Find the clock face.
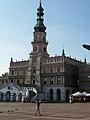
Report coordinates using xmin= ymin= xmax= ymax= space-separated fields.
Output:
xmin=33 ymin=47 xmax=37 ymax=52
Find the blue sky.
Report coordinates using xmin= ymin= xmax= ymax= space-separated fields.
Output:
xmin=0 ymin=0 xmax=90 ymax=75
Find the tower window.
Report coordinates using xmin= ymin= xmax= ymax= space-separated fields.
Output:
xmin=33 ymin=47 xmax=37 ymax=52
xmin=43 ymin=37 xmax=45 ymax=41
xmin=34 ymin=58 xmax=36 ymax=62
xmin=35 ymin=37 xmax=37 ymax=40
xmin=43 ymin=47 xmax=46 ymax=52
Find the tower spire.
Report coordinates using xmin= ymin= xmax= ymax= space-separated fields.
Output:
xmin=40 ymin=0 xmax=41 ymax=4
xmin=34 ymin=0 xmax=46 ymax=32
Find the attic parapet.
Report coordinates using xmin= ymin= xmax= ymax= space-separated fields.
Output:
xmin=42 ymin=56 xmax=65 ymax=64
xmin=64 ymin=57 xmax=83 ymax=66
xmin=10 ymin=60 xmax=29 ymax=68
xmin=41 ymin=55 xmax=84 ymax=66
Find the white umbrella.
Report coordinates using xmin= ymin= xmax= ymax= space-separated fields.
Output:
xmin=86 ymin=93 xmax=90 ymax=96
xmin=72 ymin=92 xmax=83 ymax=96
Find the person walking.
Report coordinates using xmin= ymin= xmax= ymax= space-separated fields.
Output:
xmin=35 ymin=99 xmax=41 ymax=116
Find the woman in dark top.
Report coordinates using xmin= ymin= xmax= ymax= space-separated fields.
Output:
xmin=35 ymin=99 xmax=41 ymax=116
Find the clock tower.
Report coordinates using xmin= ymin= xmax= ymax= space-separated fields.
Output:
xmin=32 ymin=1 xmax=49 ymax=57
xmin=25 ymin=1 xmax=49 ymax=92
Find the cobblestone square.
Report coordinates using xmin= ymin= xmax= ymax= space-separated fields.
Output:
xmin=0 ymin=102 xmax=90 ymax=120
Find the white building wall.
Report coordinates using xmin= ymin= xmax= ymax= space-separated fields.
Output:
xmin=43 ymin=86 xmax=66 ymax=102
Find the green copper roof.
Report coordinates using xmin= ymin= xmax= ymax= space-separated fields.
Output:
xmin=34 ymin=2 xmax=46 ymax=32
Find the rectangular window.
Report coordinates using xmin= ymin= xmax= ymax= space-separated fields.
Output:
xmin=62 ymin=76 xmax=64 ymax=84
xmin=2 ymin=81 xmax=4 ymax=84
xmin=23 ymin=69 xmax=25 ymax=74
xmin=50 ymin=67 xmax=53 ymax=73
xmin=17 ymin=70 xmax=19 ymax=75
xmin=43 ymin=77 xmax=48 ymax=84
xmin=50 ymin=77 xmax=54 ymax=84
xmin=57 ymin=66 xmax=60 ymax=73
xmin=50 ymin=80 xmax=53 ymax=84
xmin=44 ymin=81 xmax=47 ymax=84
xmin=12 ymin=71 xmax=14 ymax=75
xmin=57 ymin=76 xmax=64 ymax=84
xmin=44 ymin=67 xmax=48 ymax=73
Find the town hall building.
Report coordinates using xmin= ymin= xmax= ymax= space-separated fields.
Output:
xmin=0 ymin=1 xmax=87 ymax=102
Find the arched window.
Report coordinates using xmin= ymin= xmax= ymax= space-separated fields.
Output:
xmin=6 ymin=91 xmax=11 ymax=101
xmin=19 ymin=93 xmax=22 ymax=102
xmin=0 ymin=92 xmax=3 ymax=101
xmin=13 ymin=93 xmax=16 ymax=101
xmin=66 ymin=89 xmax=70 ymax=102
xmin=49 ymin=89 xmax=53 ymax=100
xmin=56 ymin=89 xmax=61 ymax=101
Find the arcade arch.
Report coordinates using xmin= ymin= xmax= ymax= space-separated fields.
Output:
xmin=6 ymin=91 xmax=10 ymax=101
xmin=66 ymin=89 xmax=71 ymax=102
xmin=0 ymin=92 xmax=3 ymax=101
xmin=56 ymin=89 xmax=61 ymax=101
xmin=49 ymin=89 xmax=53 ymax=100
